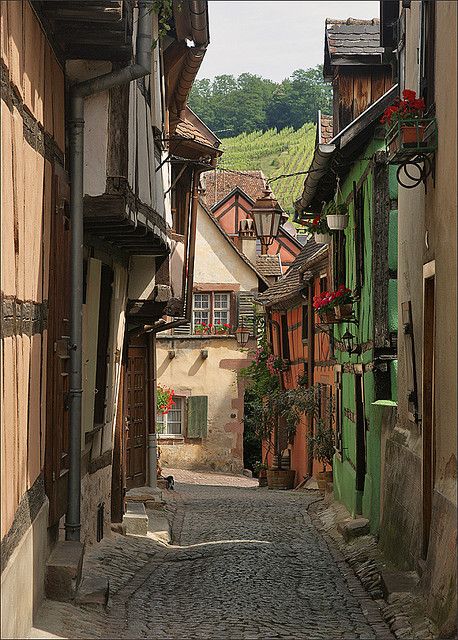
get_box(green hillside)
[217,123,316,216]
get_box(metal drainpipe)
[66,0,153,542]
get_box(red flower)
[402,88,416,102]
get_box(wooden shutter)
[173,322,192,335]
[187,396,208,438]
[237,291,255,334]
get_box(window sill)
[157,435,184,444]
[157,334,237,341]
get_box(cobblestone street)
[32,471,394,639]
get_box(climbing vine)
[151,0,174,49]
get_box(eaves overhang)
[294,143,336,214]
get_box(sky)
[197,1,380,82]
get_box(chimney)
[238,218,257,264]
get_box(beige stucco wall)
[194,204,259,291]
[157,204,260,471]
[156,336,254,472]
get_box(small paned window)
[193,293,210,326]
[281,314,290,361]
[213,293,230,325]
[157,396,184,435]
[302,302,309,342]
[192,292,232,330]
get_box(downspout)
[66,0,153,542]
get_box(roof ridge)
[326,17,379,26]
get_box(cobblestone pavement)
[31,470,394,640]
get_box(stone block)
[45,541,84,602]
[337,517,370,542]
[75,576,109,608]
[242,469,253,478]
[147,510,171,544]
[381,570,419,598]
[123,501,148,536]
[125,486,163,503]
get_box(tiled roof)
[175,113,220,150]
[320,114,334,144]
[325,18,383,61]
[202,170,268,209]
[256,239,326,308]
[255,255,283,277]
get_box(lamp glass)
[236,326,250,346]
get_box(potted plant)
[313,290,337,323]
[156,385,175,415]
[333,284,354,319]
[381,89,426,155]
[301,214,332,245]
[194,321,212,335]
[308,418,335,494]
[214,322,232,335]
[253,461,268,487]
[324,200,349,231]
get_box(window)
[320,275,328,293]
[157,397,185,436]
[335,367,343,455]
[213,293,229,325]
[280,314,290,361]
[192,292,231,329]
[302,300,309,342]
[419,0,436,109]
[353,181,365,295]
[94,265,113,424]
[193,293,210,325]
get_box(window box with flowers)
[313,285,354,323]
[382,89,437,162]
[301,214,332,244]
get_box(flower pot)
[335,303,353,319]
[326,214,348,231]
[314,232,331,244]
[389,124,425,156]
[401,123,425,145]
[266,468,296,490]
[319,310,336,323]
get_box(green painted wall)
[332,138,398,533]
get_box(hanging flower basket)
[324,201,349,231]
[301,213,332,244]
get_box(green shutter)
[187,396,208,438]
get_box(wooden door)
[355,372,366,494]
[125,344,148,489]
[45,164,71,526]
[422,272,435,557]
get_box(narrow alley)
[32,472,393,640]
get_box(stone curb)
[307,496,439,640]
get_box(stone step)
[74,576,109,609]
[381,570,419,599]
[337,517,370,541]
[45,541,84,602]
[123,501,148,536]
[125,486,163,508]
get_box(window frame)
[156,396,185,437]
[192,291,231,331]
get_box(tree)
[188,66,332,136]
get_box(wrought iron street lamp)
[250,187,283,250]
[235,323,250,347]
[342,329,361,355]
